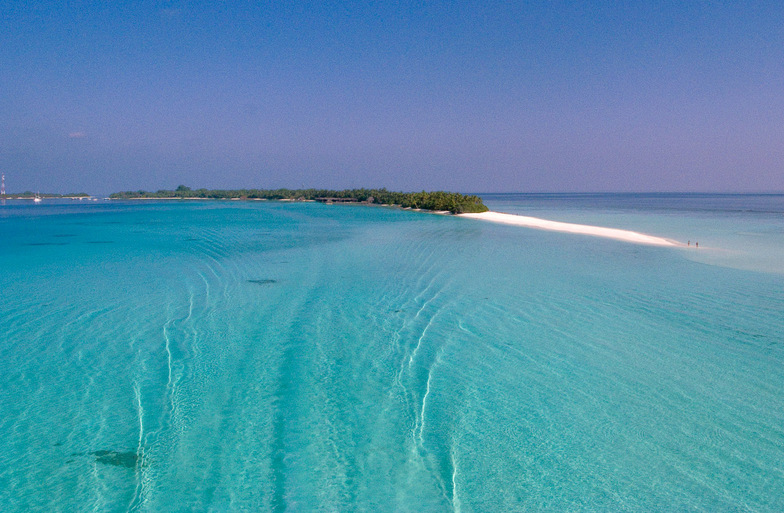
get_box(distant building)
[315,197,359,204]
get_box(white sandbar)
[459,211,678,246]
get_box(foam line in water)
[196,270,210,304]
[163,318,173,394]
[418,362,433,447]
[459,211,679,246]
[185,288,194,324]
[130,381,145,509]
[416,348,445,451]
[408,313,436,369]
[451,443,461,513]
[162,305,184,437]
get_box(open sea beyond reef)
[1,193,783,511]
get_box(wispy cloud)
[69,131,86,138]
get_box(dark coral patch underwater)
[71,450,143,469]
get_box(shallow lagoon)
[1,197,782,510]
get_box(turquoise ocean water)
[1,194,782,511]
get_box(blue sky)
[2,1,783,193]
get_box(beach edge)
[458,211,680,247]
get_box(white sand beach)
[459,211,679,246]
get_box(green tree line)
[109,186,489,214]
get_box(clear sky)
[2,1,783,194]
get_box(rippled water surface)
[1,197,783,511]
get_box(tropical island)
[109,186,489,214]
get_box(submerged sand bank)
[459,211,678,246]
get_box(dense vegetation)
[109,186,488,214]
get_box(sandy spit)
[459,211,679,247]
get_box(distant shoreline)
[112,196,454,215]
[1,195,91,200]
[108,187,489,214]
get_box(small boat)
[34,192,42,203]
